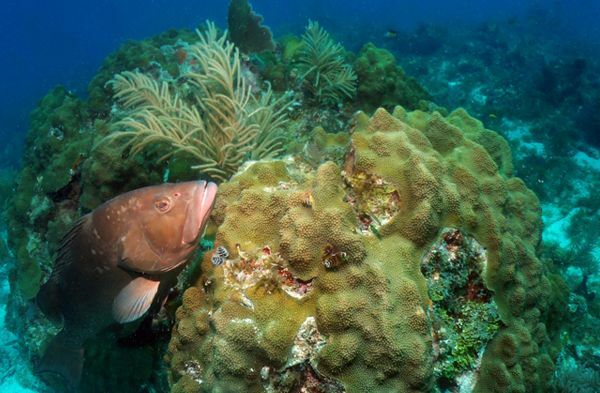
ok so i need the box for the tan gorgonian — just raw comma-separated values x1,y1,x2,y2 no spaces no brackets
100,21,291,181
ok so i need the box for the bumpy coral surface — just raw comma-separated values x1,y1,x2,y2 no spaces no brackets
167,107,563,392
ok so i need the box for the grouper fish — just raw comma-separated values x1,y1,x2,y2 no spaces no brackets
36,180,218,387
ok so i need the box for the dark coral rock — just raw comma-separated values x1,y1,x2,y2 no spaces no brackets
354,43,431,112
228,0,275,54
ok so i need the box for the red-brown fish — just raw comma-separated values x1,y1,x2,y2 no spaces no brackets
36,180,218,387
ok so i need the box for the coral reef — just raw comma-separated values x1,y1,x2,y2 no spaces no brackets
228,0,275,53
0,170,13,259
0,234,7,263
5,23,208,301
86,28,198,117
6,86,92,300
543,191,600,391
554,351,600,393
3,10,576,392
0,251,48,393
0,168,14,205
300,127,350,168
380,16,600,388
167,107,563,392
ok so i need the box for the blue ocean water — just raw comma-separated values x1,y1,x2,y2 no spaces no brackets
1,1,599,392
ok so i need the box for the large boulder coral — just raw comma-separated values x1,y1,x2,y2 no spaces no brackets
167,107,564,392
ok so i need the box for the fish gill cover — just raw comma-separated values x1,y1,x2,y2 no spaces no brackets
0,0,599,392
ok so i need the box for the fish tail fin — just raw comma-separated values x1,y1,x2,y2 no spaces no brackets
36,331,84,389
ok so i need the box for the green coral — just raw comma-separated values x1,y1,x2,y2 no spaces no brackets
7,86,92,300
253,35,302,92
87,28,198,115
0,167,14,219
354,43,431,111
435,301,501,382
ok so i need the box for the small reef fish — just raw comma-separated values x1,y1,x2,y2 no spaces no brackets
211,245,229,266
384,29,398,39
36,180,218,388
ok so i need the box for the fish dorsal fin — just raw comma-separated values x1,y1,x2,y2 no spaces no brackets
37,215,90,322
112,277,160,324
53,215,90,276
37,279,63,324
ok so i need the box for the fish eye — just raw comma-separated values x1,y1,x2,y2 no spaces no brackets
173,192,181,198
155,198,171,213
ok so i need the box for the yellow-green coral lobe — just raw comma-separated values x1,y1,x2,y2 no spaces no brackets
166,107,561,393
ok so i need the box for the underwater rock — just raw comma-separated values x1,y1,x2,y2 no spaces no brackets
228,0,275,53
168,107,564,392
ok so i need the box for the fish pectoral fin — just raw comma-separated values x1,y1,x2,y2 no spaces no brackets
112,277,160,324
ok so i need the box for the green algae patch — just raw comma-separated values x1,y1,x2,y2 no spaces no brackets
421,228,501,390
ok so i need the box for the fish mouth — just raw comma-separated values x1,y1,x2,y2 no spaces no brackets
182,180,218,244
